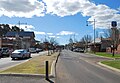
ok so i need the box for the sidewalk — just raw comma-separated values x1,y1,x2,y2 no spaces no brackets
0,74,55,83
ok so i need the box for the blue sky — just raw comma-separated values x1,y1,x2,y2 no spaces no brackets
0,0,120,45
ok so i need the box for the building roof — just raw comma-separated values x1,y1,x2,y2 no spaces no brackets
92,38,101,43
5,31,35,37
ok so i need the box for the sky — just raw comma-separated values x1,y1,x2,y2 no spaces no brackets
0,0,120,45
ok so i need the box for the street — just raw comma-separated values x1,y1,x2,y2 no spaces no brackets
56,50,120,83
0,51,47,71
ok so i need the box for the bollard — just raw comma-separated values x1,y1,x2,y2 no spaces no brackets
45,61,49,80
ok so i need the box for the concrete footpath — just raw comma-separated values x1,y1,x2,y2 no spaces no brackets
0,75,55,83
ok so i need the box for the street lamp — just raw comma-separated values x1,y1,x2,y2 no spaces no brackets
86,19,96,53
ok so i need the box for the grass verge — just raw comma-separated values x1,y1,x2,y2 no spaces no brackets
95,52,120,58
0,52,59,74
101,60,120,69
88,52,120,70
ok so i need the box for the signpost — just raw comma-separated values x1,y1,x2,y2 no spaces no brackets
111,21,119,56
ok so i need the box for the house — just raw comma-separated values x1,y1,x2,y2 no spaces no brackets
1,31,36,49
89,37,120,53
89,38,112,52
106,34,120,54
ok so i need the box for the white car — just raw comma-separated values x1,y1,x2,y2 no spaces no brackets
11,49,31,60
28,48,36,53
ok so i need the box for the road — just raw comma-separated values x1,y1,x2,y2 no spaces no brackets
0,51,47,70
56,50,120,83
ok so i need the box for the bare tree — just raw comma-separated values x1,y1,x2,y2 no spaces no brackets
49,38,58,52
80,35,92,52
81,35,92,44
103,28,120,56
49,38,58,46
69,37,73,44
103,29,112,38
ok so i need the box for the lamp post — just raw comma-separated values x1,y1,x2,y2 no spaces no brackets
86,19,96,53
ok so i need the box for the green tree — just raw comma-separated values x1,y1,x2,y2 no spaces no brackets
0,24,11,36
11,26,20,32
0,24,24,37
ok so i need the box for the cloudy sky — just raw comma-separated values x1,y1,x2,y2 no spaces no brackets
0,0,120,45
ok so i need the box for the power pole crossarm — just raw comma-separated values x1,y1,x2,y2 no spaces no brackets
18,21,27,29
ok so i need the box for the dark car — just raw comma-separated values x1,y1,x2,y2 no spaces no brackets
0,48,2,57
1,47,11,57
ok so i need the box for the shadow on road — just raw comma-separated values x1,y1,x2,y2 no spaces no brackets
46,79,54,83
11,57,32,61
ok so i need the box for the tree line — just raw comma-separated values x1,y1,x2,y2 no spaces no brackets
0,24,24,37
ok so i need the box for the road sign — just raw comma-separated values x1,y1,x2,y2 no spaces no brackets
111,21,117,27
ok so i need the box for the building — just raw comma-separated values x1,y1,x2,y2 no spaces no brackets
89,35,120,54
0,31,36,49
89,38,112,52
106,34,120,54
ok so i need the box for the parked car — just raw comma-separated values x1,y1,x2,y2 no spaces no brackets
28,48,36,53
36,48,43,53
11,49,31,60
0,48,2,57
73,48,84,53
1,47,11,57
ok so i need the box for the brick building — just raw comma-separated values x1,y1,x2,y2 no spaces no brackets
0,31,36,49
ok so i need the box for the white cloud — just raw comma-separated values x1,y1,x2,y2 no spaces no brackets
49,35,56,38
99,31,104,34
43,0,120,28
8,24,35,31
0,0,120,29
57,31,76,36
34,31,46,35
56,36,60,39
47,33,53,35
0,0,45,18
48,35,60,39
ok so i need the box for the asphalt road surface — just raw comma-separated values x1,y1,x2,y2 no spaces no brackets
56,50,120,83
0,51,47,70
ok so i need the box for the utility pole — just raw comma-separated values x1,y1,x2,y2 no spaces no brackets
18,21,27,29
86,19,96,53
16,21,27,49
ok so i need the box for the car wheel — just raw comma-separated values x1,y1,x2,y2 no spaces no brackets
28,54,31,58
22,55,25,59
7,54,10,57
12,58,15,60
